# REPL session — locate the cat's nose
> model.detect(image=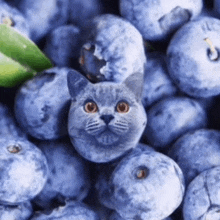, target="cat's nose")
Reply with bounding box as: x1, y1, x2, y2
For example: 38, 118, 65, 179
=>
100, 115, 114, 124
